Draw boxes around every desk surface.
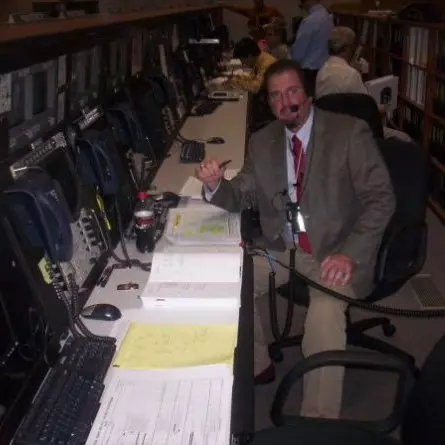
[153,96,248,193]
[84,94,254,442]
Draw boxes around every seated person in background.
[263,22,291,60]
[221,0,283,32]
[316,26,412,142]
[196,59,395,419]
[227,37,276,94]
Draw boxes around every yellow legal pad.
[113,323,238,370]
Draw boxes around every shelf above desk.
[0,5,218,44]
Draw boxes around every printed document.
[165,207,241,246]
[113,323,238,369]
[140,281,241,309]
[149,251,242,283]
[86,365,233,445]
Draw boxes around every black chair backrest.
[249,89,275,132]
[402,334,445,445]
[378,138,428,226]
[314,93,384,140]
[372,138,429,293]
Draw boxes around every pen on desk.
[219,160,232,169]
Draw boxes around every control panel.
[9,132,67,179]
[59,207,106,292]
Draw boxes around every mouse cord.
[67,273,115,343]
[175,133,206,144]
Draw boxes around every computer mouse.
[81,303,122,322]
[207,137,225,144]
[153,191,180,208]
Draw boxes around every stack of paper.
[141,249,242,308]
[87,365,233,445]
[165,207,241,246]
[113,323,238,369]
[179,169,238,199]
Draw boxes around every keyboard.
[193,100,222,116]
[15,337,116,445]
[180,140,205,163]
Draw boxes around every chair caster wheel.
[269,345,284,363]
[382,323,396,337]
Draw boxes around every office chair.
[269,137,429,366]
[249,89,275,132]
[251,332,445,445]
[315,92,384,140]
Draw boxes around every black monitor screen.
[0,224,50,444]
[32,71,48,116]
[0,293,17,368]
[115,45,121,76]
[85,52,92,90]
[8,79,25,128]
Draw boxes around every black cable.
[67,274,114,343]
[251,251,445,318]
[97,196,150,272]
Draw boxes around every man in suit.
[196,59,395,419]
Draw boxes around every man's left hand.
[320,254,355,287]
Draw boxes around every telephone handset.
[77,137,118,196]
[142,71,177,109]
[5,172,73,263]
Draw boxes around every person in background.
[220,0,284,31]
[227,37,276,94]
[291,0,333,90]
[316,26,412,142]
[263,22,291,60]
[196,59,395,419]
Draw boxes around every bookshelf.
[333,11,445,222]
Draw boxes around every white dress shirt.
[204,107,315,247]
[285,106,314,203]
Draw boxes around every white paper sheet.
[149,252,242,284]
[86,365,233,445]
[141,281,241,309]
[165,208,241,247]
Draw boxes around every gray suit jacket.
[209,108,396,296]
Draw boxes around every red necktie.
[291,135,312,254]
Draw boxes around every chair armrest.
[271,350,415,434]
[375,221,427,283]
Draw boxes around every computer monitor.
[0,222,54,444]
[131,31,143,76]
[109,39,128,89]
[0,292,18,368]
[365,75,399,112]
[7,61,57,154]
[69,46,101,115]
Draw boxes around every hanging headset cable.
[246,246,445,318]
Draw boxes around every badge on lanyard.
[286,202,307,234]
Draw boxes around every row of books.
[399,104,424,143]
[405,66,426,107]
